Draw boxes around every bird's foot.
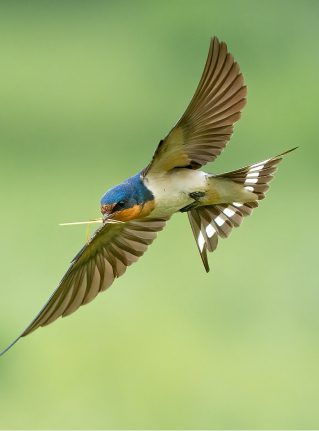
[180,191,205,212]
[189,191,205,200]
[180,202,198,212]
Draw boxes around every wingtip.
[210,35,230,51]
[0,334,22,358]
[210,36,221,50]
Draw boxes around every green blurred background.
[0,1,318,429]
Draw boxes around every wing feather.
[0,218,167,355]
[144,37,246,175]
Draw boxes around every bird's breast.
[144,169,208,217]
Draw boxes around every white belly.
[144,169,208,218]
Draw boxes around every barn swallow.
[0,37,296,356]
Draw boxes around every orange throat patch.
[113,200,155,222]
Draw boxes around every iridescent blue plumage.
[100,172,154,209]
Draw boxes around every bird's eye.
[113,200,126,212]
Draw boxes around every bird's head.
[100,184,139,222]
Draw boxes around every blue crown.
[100,172,154,207]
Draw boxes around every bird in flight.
[0,37,295,356]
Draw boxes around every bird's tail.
[188,148,296,272]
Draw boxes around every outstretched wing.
[144,36,246,176]
[0,217,167,356]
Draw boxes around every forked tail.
[188,148,297,272]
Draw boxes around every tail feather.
[188,148,296,271]
[188,202,258,272]
[216,147,297,200]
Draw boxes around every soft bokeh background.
[0,1,318,429]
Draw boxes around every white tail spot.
[251,159,269,168]
[249,164,264,172]
[206,224,215,238]
[223,208,235,218]
[247,172,260,178]
[215,216,225,226]
[245,178,258,184]
[245,186,254,192]
[198,231,205,251]
[233,202,243,207]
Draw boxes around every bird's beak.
[101,204,115,221]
